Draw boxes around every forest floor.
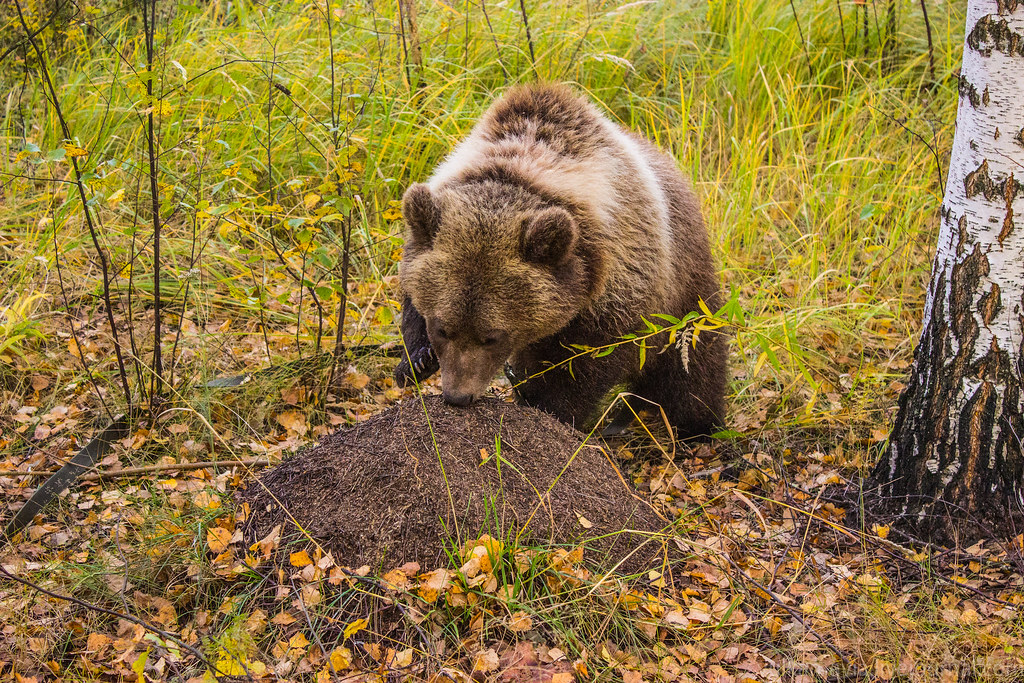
[2,0,1023,680]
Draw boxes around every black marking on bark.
[997,1,1024,15]
[1016,127,1024,148]
[956,215,968,256]
[979,282,1002,325]
[958,75,982,108]
[965,160,996,199]
[1000,172,1016,246]
[963,160,1024,204]
[968,15,1024,58]
[983,86,991,106]
[995,127,1001,140]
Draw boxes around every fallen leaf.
[473,648,499,674]
[289,550,313,568]
[207,527,232,554]
[343,618,368,640]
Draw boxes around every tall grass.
[1,0,962,431]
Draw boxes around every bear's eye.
[436,327,450,340]
[483,336,498,347]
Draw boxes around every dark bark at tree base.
[872,242,1024,544]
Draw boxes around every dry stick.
[249,264,274,365]
[396,0,413,88]
[862,2,869,57]
[868,104,945,190]
[12,0,132,410]
[835,0,846,52]
[49,208,114,422]
[328,215,352,393]
[142,0,163,407]
[885,0,897,61]
[787,0,814,81]
[323,0,340,150]
[718,551,851,668]
[919,0,935,80]
[10,459,273,481]
[126,182,147,394]
[518,0,537,76]
[0,564,221,675]
[479,0,509,82]
[870,0,883,56]
[266,54,277,206]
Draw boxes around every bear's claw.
[394,345,439,386]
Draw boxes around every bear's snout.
[442,389,476,407]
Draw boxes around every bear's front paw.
[394,345,439,386]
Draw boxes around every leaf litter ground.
[238,396,670,573]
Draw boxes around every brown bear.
[393,84,726,439]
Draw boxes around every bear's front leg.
[507,341,626,432]
[393,295,440,386]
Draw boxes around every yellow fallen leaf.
[417,569,451,604]
[207,527,232,554]
[289,550,312,568]
[328,646,352,670]
[343,618,368,640]
[288,632,310,651]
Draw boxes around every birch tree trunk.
[875,0,1024,539]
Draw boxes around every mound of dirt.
[238,396,670,572]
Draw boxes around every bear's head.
[399,181,599,406]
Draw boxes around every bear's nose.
[443,390,475,407]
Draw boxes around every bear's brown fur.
[394,84,726,439]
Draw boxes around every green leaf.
[859,204,875,220]
[711,429,744,440]
[45,148,66,162]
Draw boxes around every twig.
[835,0,846,52]
[142,0,164,406]
[919,0,935,80]
[868,105,945,191]
[518,0,537,76]
[720,553,851,668]
[322,0,340,150]
[328,215,352,393]
[479,0,509,83]
[12,0,133,409]
[0,564,221,674]
[787,0,814,81]
[9,459,273,481]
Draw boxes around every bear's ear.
[402,183,440,248]
[522,207,578,266]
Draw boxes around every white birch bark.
[879,0,1024,535]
